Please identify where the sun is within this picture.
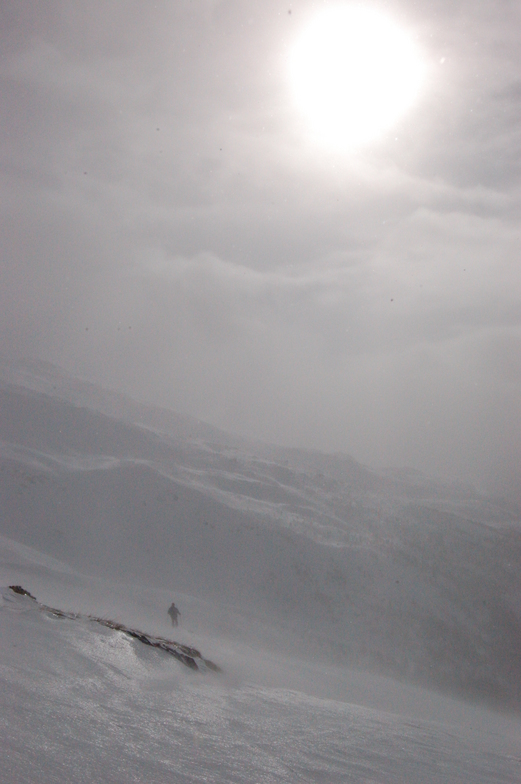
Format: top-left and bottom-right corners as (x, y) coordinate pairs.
(288, 5), (425, 150)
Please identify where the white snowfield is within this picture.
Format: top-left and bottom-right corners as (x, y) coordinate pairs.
(0, 360), (520, 782)
(1, 541), (520, 784)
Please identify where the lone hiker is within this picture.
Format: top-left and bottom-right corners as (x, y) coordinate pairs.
(168, 602), (180, 627)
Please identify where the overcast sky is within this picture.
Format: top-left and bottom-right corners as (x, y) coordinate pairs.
(1, 0), (520, 492)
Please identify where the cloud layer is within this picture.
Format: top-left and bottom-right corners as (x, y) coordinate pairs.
(1, 0), (520, 492)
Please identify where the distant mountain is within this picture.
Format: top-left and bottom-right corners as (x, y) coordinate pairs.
(0, 358), (520, 711)
(0, 355), (235, 444)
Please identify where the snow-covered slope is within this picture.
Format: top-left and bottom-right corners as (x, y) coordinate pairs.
(1, 538), (520, 784)
(1, 368), (520, 713)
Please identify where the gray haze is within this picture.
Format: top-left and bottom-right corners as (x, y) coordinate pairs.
(1, 0), (520, 494)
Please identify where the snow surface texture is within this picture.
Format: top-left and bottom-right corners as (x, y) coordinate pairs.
(0, 359), (521, 781)
(1, 540), (520, 784)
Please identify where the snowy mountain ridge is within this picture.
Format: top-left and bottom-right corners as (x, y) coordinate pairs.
(5, 584), (220, 672)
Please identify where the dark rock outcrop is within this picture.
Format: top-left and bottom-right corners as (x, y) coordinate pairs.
(8, 585), (221, 673)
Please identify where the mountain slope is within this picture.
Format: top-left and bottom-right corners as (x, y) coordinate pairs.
(1, 540), (520, 784)
(0, 371), (520, 710)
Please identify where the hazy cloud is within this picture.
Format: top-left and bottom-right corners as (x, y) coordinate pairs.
(1, 0), (520, 490)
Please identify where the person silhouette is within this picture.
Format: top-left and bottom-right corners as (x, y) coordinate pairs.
(168, 602), (180, 627)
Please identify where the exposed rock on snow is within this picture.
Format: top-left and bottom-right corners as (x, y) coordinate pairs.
(7, 585), (221, 673)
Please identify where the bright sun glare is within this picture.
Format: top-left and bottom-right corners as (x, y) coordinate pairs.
(289, 5), (425, 150)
